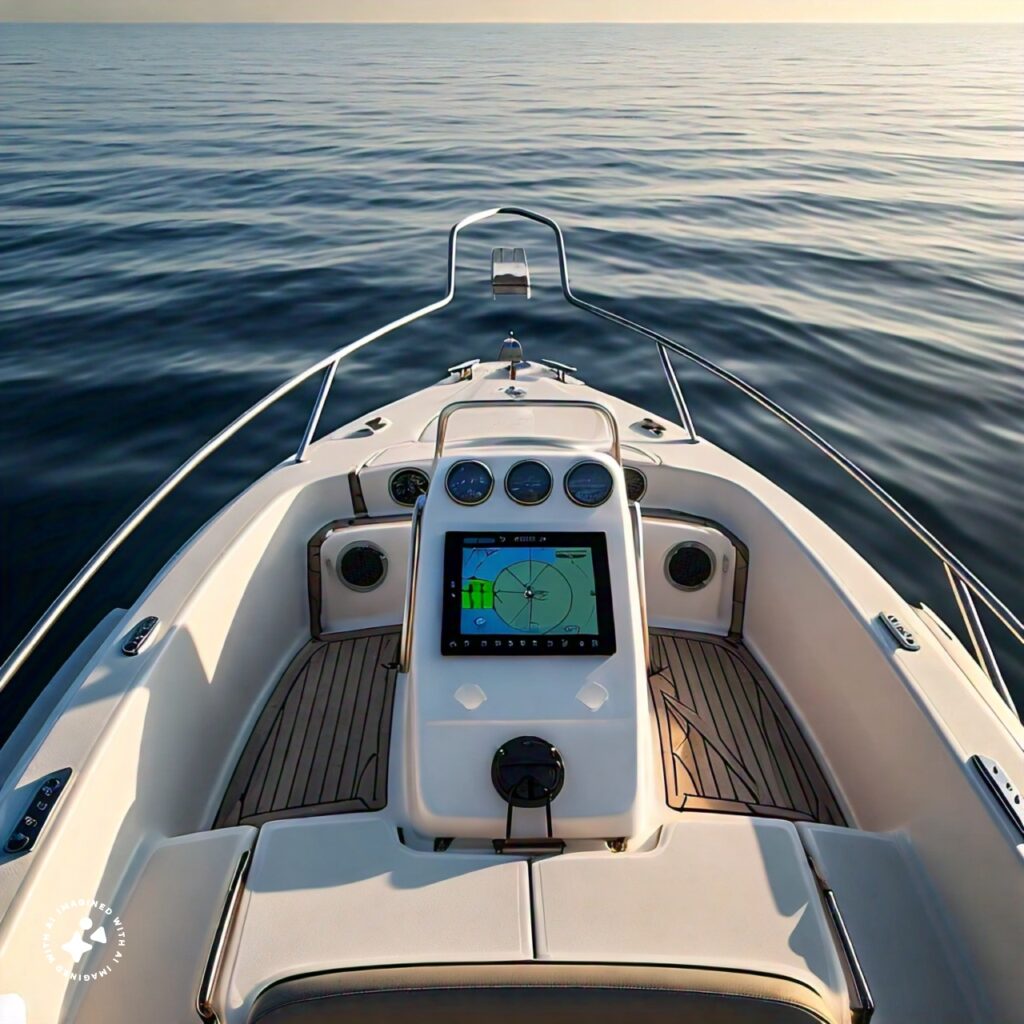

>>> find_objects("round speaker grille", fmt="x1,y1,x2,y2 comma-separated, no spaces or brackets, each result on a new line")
338,543,387,591
666,543,715,591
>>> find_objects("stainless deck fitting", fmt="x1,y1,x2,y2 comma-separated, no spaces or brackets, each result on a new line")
447,358,480,382
540,357,577,383
636,417,666,437
971,755,1024,838
121,615,160,656
879,612,920,652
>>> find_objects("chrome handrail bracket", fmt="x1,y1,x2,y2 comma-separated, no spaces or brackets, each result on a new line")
657,344,698,441
295,360,341,464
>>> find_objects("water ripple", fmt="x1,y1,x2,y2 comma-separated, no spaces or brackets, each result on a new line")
0,22,1021,709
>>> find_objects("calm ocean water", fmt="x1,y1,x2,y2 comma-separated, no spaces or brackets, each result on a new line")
0,22,1021,732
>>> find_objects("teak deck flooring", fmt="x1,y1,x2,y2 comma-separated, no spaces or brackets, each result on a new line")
216,625,842,829
215,627,399,829
649,629,844,825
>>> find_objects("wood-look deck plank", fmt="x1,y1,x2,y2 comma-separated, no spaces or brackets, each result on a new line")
292,641,339,807
217,625,841,831
322,635,369,803
650,629,844,826
703,642,774,800
214,627,399,829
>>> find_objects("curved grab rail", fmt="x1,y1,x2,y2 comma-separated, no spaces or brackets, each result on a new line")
0,206,1019,713
433,399,622,464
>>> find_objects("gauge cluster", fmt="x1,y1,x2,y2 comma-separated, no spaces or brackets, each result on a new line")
380,460,647,511
434,458,647,508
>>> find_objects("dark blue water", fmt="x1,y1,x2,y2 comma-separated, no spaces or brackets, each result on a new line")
1,23,1021,734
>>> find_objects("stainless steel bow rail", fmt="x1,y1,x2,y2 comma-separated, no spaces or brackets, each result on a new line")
0,207,1019,717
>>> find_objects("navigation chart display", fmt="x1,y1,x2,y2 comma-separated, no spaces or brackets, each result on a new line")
441,532,616,656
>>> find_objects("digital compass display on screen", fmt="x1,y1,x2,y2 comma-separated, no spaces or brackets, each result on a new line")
441,532,616,656
461,544,595,635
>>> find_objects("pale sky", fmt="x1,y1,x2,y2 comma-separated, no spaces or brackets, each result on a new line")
2,0,1022,23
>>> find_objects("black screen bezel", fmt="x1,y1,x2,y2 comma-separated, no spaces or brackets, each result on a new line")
441,531,616,656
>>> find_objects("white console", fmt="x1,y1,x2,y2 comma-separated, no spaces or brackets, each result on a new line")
399,446,653,842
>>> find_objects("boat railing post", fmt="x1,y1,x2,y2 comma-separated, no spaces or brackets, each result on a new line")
656,343,698,441
944,563,1018,715
295,358,340,463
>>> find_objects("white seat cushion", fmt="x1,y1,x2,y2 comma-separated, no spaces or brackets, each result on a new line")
532,816,849,1024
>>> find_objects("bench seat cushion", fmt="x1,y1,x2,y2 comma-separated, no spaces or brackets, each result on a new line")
248,962,837,1024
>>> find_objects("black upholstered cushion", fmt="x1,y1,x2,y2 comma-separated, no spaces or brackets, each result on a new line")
248,962,837,1024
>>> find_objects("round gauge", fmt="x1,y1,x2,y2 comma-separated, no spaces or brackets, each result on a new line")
564,461,614,507
445,460,494,506
388,467,429,507
505,460,553,506
624,467,647,503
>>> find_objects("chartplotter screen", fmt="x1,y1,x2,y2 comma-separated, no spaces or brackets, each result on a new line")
441,532,616,656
